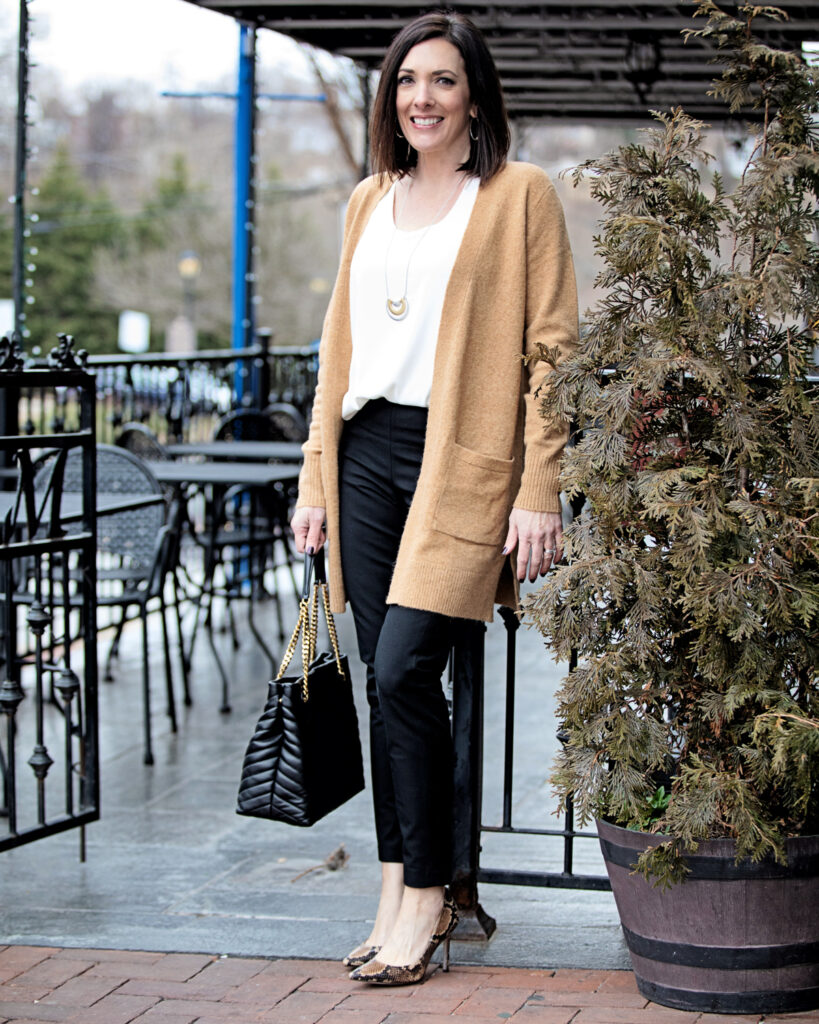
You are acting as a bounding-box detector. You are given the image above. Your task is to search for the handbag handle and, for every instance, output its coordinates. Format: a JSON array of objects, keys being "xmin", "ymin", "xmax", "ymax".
[{"xmin": 276, "ymin": 548, "xmax": 344, "ymax": 701}]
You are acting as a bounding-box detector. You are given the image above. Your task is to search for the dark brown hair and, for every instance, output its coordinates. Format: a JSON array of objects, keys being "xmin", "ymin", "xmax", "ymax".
[{"xmin": 369, "ymin": 11, "xmax": 510, "ymax": 183}]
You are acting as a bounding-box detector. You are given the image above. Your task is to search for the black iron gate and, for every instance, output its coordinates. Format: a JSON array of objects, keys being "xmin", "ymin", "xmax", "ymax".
[
  {"xmin": 450, "ymin": 608, "xmax": 609, "ymax": 940},
  {"xmin": 0, "ymin": 344, "xmax": 100, "ymax": 857}
]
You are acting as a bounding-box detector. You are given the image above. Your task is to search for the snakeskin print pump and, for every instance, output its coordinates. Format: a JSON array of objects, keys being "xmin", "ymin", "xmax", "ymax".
[
  {"xmin": 348, "ymin": 893, "xmax": 458, "ymax": 985},
  {"xmin": 342, "ymin": 943, "xmax": 382, "ymax": 969}
]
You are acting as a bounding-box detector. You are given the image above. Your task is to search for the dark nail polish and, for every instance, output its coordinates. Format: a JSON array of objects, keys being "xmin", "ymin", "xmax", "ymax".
[
  {"xmin": 502, "ymin": 546, "xmax": 509, "ymax": 555},
  {"xmin": 307, "ymin": 546, "xmax": 314, "ymax": 555}
]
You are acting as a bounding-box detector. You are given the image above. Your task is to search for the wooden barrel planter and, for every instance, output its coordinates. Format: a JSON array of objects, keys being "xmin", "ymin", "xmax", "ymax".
[{"xmin": 597, "ymin": 819, "xmax": 819, "ymax": 1014}]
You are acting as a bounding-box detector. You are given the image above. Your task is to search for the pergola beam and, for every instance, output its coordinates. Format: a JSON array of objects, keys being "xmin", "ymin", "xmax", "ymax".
[{"xmin": 179, "ymin": 0, "xmax": 818, "ymax": 122}]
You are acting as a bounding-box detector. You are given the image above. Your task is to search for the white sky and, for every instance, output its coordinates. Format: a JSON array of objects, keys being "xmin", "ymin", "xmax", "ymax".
[{"xmin": 6, "ymin": 0, "xmax": 307, "ymax": 93}]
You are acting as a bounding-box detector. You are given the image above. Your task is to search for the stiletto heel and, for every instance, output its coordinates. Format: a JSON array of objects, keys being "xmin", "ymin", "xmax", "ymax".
[{"xmin": 349, "ymin": 893, "xmax": 458, "ymax": 986}]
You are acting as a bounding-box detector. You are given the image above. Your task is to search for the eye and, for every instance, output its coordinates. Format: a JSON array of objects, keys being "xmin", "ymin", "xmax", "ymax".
[
  {"xmin": 436, "ymin": 76, "xmax": 455, "ymax": 86},
  {"xmin": 397, "ymin": 74, "xmax": 414, "ymax": 86}
]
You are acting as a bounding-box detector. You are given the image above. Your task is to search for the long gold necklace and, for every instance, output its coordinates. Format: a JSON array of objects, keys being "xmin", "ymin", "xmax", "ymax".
[{"xmin": 384, "ymin": 174, "xmax": 465, "ymax": 322}]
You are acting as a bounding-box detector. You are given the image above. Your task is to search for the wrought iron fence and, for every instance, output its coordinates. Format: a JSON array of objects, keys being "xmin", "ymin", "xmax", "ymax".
[
  {"xmin": 17, "ymin": 331, "xmax": 318, "ymax": 446},
  {"xmin": 0, "ymin": 340, "xmax": 100, "ymax": 857}
]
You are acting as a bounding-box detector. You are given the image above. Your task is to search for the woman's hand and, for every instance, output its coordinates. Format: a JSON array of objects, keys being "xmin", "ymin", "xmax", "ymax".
[
  {"xmin": 290, "ymin": 505, "xmax": 327, "ymax": 555},
  {"xmin": 502, "ymin": 508, "xmax": 563, "ymax": 582}
]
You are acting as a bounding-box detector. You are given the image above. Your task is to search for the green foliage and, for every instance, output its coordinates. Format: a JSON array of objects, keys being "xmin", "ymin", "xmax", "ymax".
[
  {"xmin": 526, "ymin": 2, "xmax": 819, "ymax": 886},
  {"xmin": 0, "ymin": 145, "xmax": 124, "ymax": 354}
]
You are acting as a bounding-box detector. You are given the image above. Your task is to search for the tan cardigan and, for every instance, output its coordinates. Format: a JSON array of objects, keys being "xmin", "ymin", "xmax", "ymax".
[{"xmin": 297, "ymin": 161, "xmax": 579, "ymax": 622}]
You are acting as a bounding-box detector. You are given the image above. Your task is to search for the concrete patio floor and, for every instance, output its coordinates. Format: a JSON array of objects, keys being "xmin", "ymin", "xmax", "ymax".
[{"xmin": 0, "ymin": 577, "xmax": 626, "ymax": 971}]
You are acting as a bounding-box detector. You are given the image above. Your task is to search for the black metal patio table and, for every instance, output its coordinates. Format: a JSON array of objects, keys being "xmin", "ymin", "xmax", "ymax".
[
  {"xmin": 0, "ymin": 490, "xmax": 164, "ymax": 526},
  {"xmin": 146, "ymin": 460, "xmax": 300, "ymax": 489},
  {"xmin": 145, "ymin": 459, "xmax": 301, "ymax": 712},
  {"xmin": 163, "ymin": 440, "xmax": 303, "ymax": 462}
]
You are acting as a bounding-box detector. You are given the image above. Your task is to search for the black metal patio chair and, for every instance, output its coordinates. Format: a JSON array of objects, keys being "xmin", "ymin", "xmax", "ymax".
[{"xmin": 31, "ymin": 445, "xmax": 184, "ymax": 765}]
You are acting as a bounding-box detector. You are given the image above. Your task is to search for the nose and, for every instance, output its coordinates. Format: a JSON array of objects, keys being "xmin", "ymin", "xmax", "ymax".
[{"xmin": 412, "ymin": 81, "xmax": 432, "ymax": 107}]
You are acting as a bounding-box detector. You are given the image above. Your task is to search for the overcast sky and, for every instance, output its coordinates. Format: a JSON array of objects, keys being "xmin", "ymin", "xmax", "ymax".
[{"xmin": 5, "ymin": 0, "xmax": 306, "ymax": 93}]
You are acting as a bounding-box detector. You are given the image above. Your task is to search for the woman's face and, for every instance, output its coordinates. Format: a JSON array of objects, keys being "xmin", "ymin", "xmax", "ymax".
[{"xmin": 395, "ymin": 37, "xmax": 476, "ymax": 164}]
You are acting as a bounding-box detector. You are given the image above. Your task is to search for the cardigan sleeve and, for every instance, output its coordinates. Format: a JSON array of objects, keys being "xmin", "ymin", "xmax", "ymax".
[{"xmin": 513, "ymin": 175, "xmax": 579, "ymax": 513}]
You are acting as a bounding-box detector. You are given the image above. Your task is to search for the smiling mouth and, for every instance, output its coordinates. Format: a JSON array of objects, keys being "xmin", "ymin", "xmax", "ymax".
[{"xmin": 411, "ymin": 116, "xmax": 443, "ymax": 126}]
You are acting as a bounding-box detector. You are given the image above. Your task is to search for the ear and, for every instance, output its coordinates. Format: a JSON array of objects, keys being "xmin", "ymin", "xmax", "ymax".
[{"xmin": 470, "ymin": 103, "xmax": 478, "ymax": 119}]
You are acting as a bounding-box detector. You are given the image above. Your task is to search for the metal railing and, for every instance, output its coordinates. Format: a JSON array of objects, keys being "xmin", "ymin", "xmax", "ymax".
[
  {"xmin": 17, "ymin": 331, "xmax": 318, "ymax": 446},
  {"xmin": 0, "ymin": 346, "xmax": 100, "ymax": 858}
]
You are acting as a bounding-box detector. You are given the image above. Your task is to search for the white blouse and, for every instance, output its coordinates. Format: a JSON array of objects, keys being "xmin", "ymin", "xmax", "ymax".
[{"xmin": 342, "ymin": 176, "xmax": 479, "ymax": 420}]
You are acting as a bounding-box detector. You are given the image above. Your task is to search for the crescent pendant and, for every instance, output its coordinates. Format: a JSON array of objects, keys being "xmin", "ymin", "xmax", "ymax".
[{"xmin": 386, "ymin": 297, "xmax": 409, "ymax": 321}]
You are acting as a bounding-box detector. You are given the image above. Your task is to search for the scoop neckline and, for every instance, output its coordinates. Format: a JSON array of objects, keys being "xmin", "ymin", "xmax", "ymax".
[{"xmin": 389, "ymin": 176, "xmax": 477, "ymax": 234}]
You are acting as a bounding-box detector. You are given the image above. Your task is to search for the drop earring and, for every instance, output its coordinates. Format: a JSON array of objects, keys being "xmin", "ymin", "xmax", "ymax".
[{"xmin": 469, "ymin": 117, "xmax": 479, "ymax": 142}]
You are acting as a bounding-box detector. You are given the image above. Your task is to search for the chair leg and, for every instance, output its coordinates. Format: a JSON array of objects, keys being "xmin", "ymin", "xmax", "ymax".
[
  {"xmin": 172, "ymin": 570, "xmax": 192, "ymax": 680},
  {"xmin": 159, "ymin": 595, "xmax": 177, "ymax": 733},
  {"xmin": 104, "ymin": 611, "xmax": 127, "ymax": 682},
  {"xmin": 172, "ymin": 574, "xmax": 192, "ymax": 707},
  {"xmin": 140, "ymin": 607, "xmax": 154, "ymax": 766}
]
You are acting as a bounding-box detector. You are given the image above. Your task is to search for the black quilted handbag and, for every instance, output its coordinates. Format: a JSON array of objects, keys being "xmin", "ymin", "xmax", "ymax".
[{"xmin": 236, "ymin": 549, "xmax": 365, "ymax": 826}]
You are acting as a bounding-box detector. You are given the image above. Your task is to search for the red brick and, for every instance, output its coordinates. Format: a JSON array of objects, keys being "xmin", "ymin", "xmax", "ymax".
[
  {"xmin": 533, "ymin": 971, "xmax": 612, "ymax": 993},
  {"xmin": 191, "ymin": 1019, "xmax": 268, "ymax": 1024},
  {"xmin": 116, "ymin": 980, "xmax": 208, "ymax": 1001},
  {"xmin": 482, "ymin": 969, "xmax": 557, "ymax": 988},
  {"xmin": 0, "ymin": 1005, "xmax": 70, "ymax": 1023},
  {"xmin": 298, "ymin": 976, "xmax": 358, "ymax": 993},
  {"xmin": 4, "ymin": 1019, "xmax": 73, "ymax": 1024},
  {"xmin": 548, "ymin": 970, "xmax": 614, "ymax": 987},
  {"xmin": 509, "ymin": 1008, "xmax": 580, "ymax": 1023},
  {"xmin": 0, "ymin": 950, "xmax": 58, "ymax": 984},
  {"xmin": 52, "ymin": 951, "xmax": 163, "ymax": 965},
  {"xmin": 572, "ymin": 1007, "xmax": 700, "ymax": 1023},
  {"xmin": 185, "ymin": 957, "xmax": 268, "ymax": 992},
  {"xmin": 381, "ymin": 1015, "xmax": 469, "ymax": 1024},
  {"xmin": 333, "ymin": 984, "xmax": 414, "ymax": 1003},
  {"xmin": 695, "ymin": 1016, "xmax": 769, "ymax": 1023},
  {"xmin": 0, "ymin": 985, "xmax": 53, "ymax": 1004},
  {"xmin": 342, "ymin": 990, "xmax": 464, "ymax": 1015},
  {"xmin": 125, "ymin": 1011, "xmax": 198, "ymax": 1024},
  {"xmin": 316, "ymin": 1011, "xmax": 391, "ymax": 1024},
  {"xmin": 64, "ymin": 993, "xmax": 159, "ymax": 1024},
  {"xmin": 12, "ymin": 961, "xmax": 93, "ymax": 992},
  {"xmin": 266, "ymin": 958, "xmax": 347, "ymax": 978},
  {"xmin": 413, "ymin": 969, "xmax": 493, "ymax": 996},
  {"xmin": 220, "ymin": 970, "xmax": 309, "ymax": 1004},
  {"xmin": 764, "ymin": 1016, "xmax": 819, "ymax": 1023},
  {"xmin": 595, "ymin": 972, "xmax": 641, "ymax": 994},
  {"xmin": 251, "ymin": 989, "xmax": 346, "ymax": 1023},
  {"xmin": 529, "ymin": 989, "xmax": 647, "ymax": 1008},
  {"xmin": 41, "ymin": 973, "xmax": 123, "ymax": 1007},
  {"xmin": 115, "ymin": 999, "xmax": 263, "ymax": 1020},
  {"xmin": 452, "ymin": 985, "xmax": 533, "ymax": 1017},
  {"xmin": 193, "ymin": 1018, "xmax": 269, "ymax": 1024},
  {"xmin": 87, "ymin": 955, "xmax": 212, "ymax": 984}
]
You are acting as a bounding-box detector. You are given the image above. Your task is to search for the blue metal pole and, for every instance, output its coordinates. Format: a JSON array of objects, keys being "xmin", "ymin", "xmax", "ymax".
[{"xmin": 232, "ymin": 23, "xmax": 257, "ymax": 403}]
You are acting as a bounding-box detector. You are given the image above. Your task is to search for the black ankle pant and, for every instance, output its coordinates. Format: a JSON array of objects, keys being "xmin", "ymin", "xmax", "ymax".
[{"xmin": 338, "ymin": 399, "xmax": 454, "ymax": 888}]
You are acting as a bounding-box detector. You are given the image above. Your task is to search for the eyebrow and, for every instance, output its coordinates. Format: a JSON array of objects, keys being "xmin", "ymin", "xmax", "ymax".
[{"xmin": 397, "ymin": 66, "xmax": 460, "ymax": 76}]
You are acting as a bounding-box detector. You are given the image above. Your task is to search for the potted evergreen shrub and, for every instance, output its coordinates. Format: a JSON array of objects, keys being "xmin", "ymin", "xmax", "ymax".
[{"xmin": 526, "ymin": 1, "xmax": 819, "ymax": 1014}]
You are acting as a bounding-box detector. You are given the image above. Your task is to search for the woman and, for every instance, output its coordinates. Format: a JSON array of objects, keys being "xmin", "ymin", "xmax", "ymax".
[{"xmin": 291, "ymin": 11, "xmax": 578, "ymax": 986}]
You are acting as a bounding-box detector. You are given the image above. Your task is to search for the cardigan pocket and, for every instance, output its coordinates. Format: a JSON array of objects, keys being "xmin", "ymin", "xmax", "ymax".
[{"xmin": 433, "ymin": 442, "xmax": 515, "ymax": 546}]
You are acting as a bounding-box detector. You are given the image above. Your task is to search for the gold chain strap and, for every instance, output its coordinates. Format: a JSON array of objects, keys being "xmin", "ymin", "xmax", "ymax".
[
  {"xmin": 300, "ymin": 583, "xmax": 319, "ymax": 700},
  {"xmin": 273, "ymin": 563, "xmax": 345, "ymax": 703},
  {"xmin": 320, "ymin": 582, "xmax": 344, "ymax": 677},
  {"xmin": 276, "ymin": 599, "xmax": 309, "ymax": 681}
]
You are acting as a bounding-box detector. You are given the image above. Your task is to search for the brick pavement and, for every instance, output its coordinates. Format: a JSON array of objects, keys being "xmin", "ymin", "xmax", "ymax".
[{"xmin": 1, "ymin": 947, "xmax": 818, "ymax": 1024}]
